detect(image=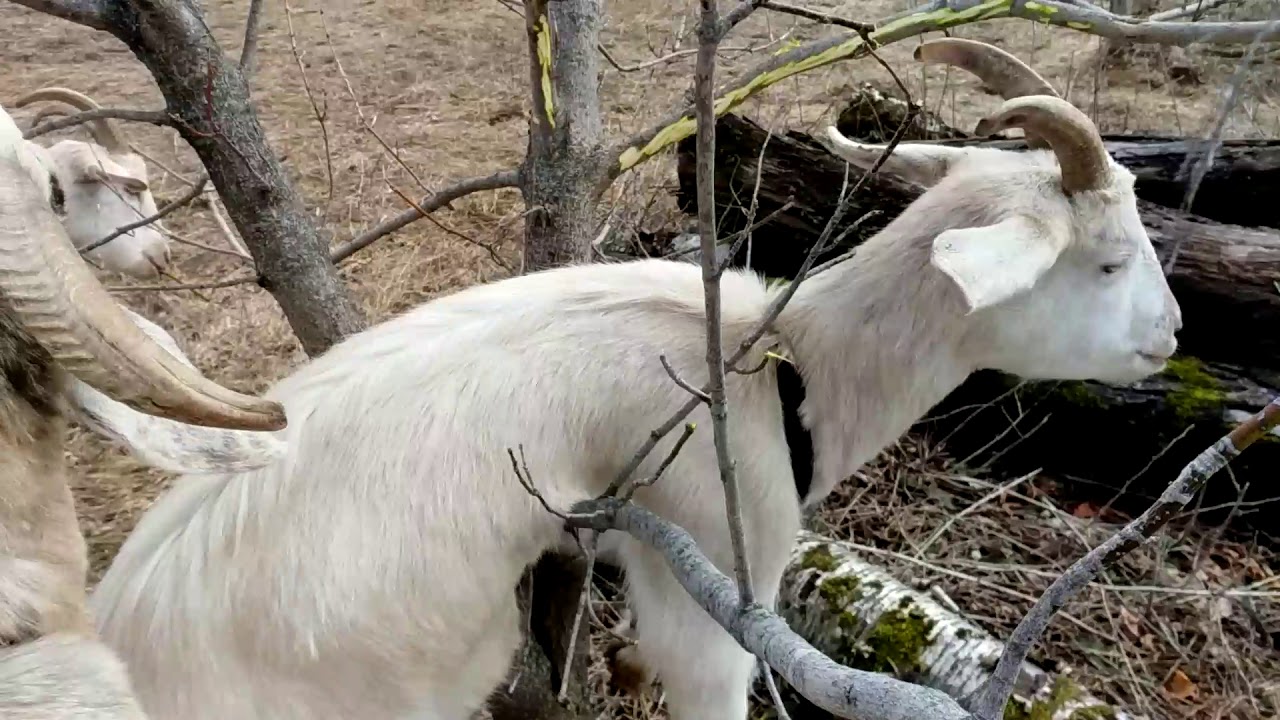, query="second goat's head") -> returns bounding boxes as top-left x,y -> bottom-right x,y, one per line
824,38 -> 1181,385
15,87 -> 170,279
